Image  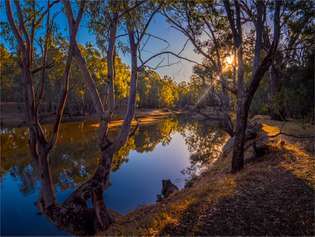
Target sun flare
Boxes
[225,55,234,65]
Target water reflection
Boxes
[1,116,227,235]
[182,122,228,177]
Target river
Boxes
[1,115,226,235]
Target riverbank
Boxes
[103,119,315,236]
[0,109,185,128]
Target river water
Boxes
[1,116,226,235]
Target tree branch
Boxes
[164,10,217,66]
[5,0,25,52]
[118,0,147,19]
[47,52,73,151]
[34,0,60,26]
[137,50,202,70]
[31,63,54,74]
[137,6,161,46]
[14,0,31,53]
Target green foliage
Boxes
[1,42,201,112]
[137,69,180,108]
[281,56,314,119]
[0,45,21,102]
[251,54,314,120]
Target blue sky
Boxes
[0,1,202,82]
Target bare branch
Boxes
[34,0,60,27]
[115,33,128,39]
[144,33,170,49]
[75,0,86,31]
[137,6,161,46]
[163,10,216,66]
[47,52,73,151]
[137,50,202,70]
[36,0,53,112]
[31,63,54,74]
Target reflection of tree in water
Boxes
[134,118,180,153]
[111,136,136,171]
[112,118,182,170]
[182,121,228,177]
[1,117,224,193]
[9,164,37,195]
[33,118,187,235]
[1,128,30,174]
[1,119,183,196]
[1,117,223,234]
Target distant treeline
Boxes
[0,44,214,115]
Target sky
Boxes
[0,1,203,82]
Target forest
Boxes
[0,0,314,236]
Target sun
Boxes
[222,54,235,72]
[225,55,234,65]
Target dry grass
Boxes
[102,121,315,236]
[253,116,315,137]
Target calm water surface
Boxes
[1,116,226,235]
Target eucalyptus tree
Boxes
[166,0,283,172]
[5,0,73,208]
[163,1,235,135]
[60,0,162,229]
[223,0,282,172]
[1,0,142,233]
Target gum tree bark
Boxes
[5,0,72,207]
[224,0,282,172]
[61,0,149,229]
[223,0,245,172]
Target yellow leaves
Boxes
[0,45,19,91]
[114,61,131,99]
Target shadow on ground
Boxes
[160,145,314,236]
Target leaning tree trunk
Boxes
[232,53,278,173]
[229,0,281,173]
[61,3,139,229]
[92,26,139,228]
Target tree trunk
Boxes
[269,64,285,120]
[232,56,277,172]
[231,111,247,172]
[73,45,105,117]
[228,0,281,173]
[113,27,137,150]
[220,76,230,111]
[231,45,246,172]
[106,17,118,115]
[37,147,56,209]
